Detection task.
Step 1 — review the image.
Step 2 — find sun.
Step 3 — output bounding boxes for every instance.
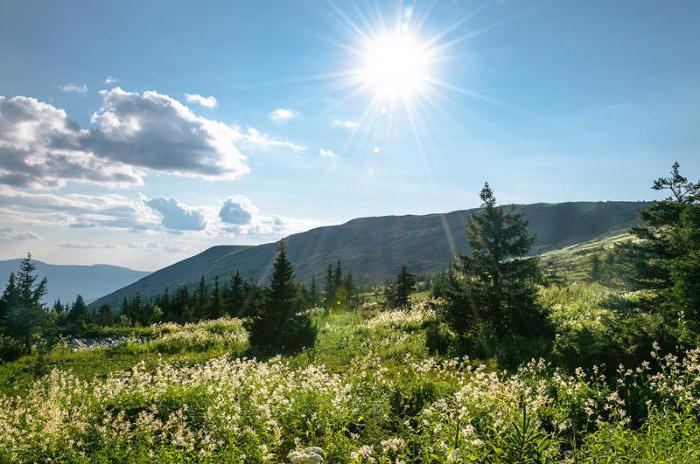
[359,30,433,100]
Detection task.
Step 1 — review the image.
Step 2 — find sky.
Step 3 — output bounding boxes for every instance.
[0,0,699,271]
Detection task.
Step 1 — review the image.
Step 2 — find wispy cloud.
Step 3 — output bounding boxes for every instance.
[104,75,119,84]
[269,108,295,121]
[59,83,88,93]
[319,148,336,158]
[0,227,40,242]
[185,93,217,108]
[59,241,117,250]
[332,119,358,129]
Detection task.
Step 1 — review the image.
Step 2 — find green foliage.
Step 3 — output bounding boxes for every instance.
[0,254,49,352]
[384,265,417,308]
[248,241,316,353]
[438,183,553,368]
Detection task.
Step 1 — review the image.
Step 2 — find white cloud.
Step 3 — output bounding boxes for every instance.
[144,196,206,231]
[234,126,306,152]
[332,119,358,129]
[60,83,88,94]
[59,241,116,249]
[219,195,256,225]
[1,90,310,188]
[104,75,119,84]
[0,188,160,230]
[86,88,249,181]
[269,108,295,121]
[127,241,195,254]
[0,96,142,188]
[185,93,217,108]
[0,227,40,242]
[319,148,336,158]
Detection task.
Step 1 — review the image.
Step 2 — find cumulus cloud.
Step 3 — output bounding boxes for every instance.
[213,195,317,239]
[60,83,88,94]
[185,93,217,108]
[0,227,40,242]
[319,148,336,158]
[145,196,206,231]
[332,119,358,129]
[104,75,119,84]
[219,195,255,225]
[85,88,249,180]
[269,108,295,121]
[0,96,142,188]
[0,90,309,189]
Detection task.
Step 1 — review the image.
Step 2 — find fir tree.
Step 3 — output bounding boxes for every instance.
[617,162,700,328]
[227,271,245,316]
[209,276,223,319]
[98,304,113,326]
[393,265,416,307]
[248,240,316,353]
[441,183,552,367]
[1,254,48,345]
[324,264,335,307]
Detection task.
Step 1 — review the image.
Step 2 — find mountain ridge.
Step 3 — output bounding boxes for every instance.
[0,259,150,305]
[91,201,648,308]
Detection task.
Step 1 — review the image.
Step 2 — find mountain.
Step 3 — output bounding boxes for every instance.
[91,201,647,308]
[0,259,150,305]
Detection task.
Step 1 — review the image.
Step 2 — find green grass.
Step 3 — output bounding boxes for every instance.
[540,232,632,282]
[0,283,698,463]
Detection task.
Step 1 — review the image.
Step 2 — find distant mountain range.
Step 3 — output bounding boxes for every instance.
[91,201,647,309]
[0,259,149,305]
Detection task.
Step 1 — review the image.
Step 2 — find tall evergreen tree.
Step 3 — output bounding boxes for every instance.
[392,265,416,308]
[441,183,552,367]
[324,264,335,307]
[617,162,700,329]
[1,254,48,345]
[248,241,316,353]
[68,295,90,327]
[227,271,246,316]
[209,276,223,319]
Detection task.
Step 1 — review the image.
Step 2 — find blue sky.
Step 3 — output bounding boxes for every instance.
[0,0,698,270]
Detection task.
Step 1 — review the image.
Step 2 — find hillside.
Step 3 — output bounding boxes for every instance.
[91,201,646,308]
[0,259,149,305]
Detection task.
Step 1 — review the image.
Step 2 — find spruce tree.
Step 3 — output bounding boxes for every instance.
[209,276,223,319]
[324,264,335,307]
[1,254,48,345]
[617,162,700,329]
[227,271,245,316]
[442,183,552,367]
[394,265,416,307]
[248,241,316,353]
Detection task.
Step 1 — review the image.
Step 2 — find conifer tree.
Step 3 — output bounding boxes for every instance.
[209,276,223,319]
[248,240,316,353]
[68,295,90,328]
[398,265,417,307]
[441,183,552,367]
[617,162,700,328]
[324,264,335,307]
[227,271,245,316]
[1,254,48,345]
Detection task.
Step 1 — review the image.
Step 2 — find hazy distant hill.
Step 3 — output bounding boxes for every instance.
[91,201,646,308]
[0,259,149,305]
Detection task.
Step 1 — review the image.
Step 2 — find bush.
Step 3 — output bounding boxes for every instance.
[0,334,24,362]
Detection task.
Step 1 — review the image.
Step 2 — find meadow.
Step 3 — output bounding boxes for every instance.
[1,285,699,463]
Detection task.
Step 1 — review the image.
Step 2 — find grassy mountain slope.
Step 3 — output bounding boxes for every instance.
[92,201,646,308]
[0,259,149,305]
